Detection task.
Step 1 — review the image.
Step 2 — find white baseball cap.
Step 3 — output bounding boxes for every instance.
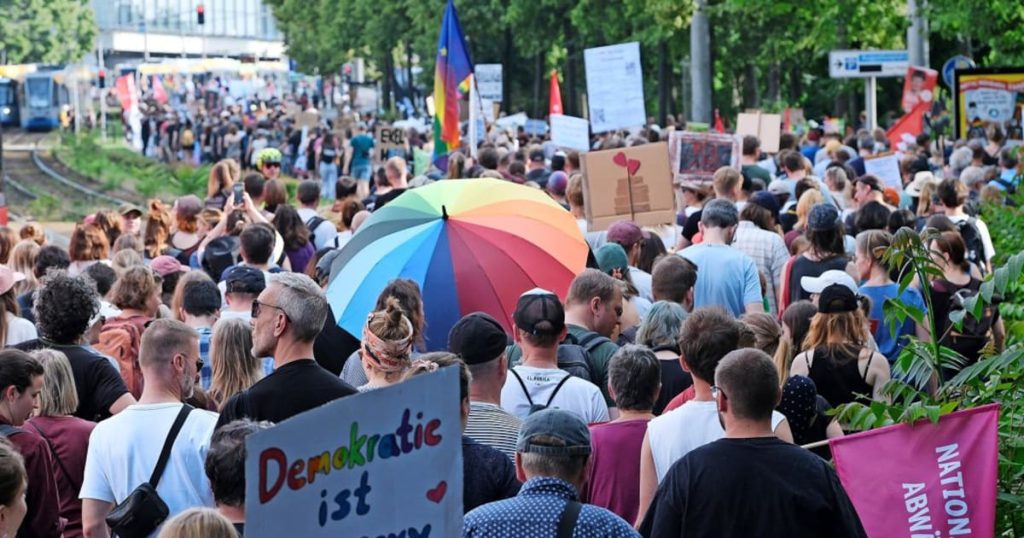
[801,270,857,294]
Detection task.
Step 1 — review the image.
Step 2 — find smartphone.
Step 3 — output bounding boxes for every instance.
[233,183,244,206]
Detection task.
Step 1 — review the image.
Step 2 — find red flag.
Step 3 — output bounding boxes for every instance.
[114,75,137,111]
[887,102,926,152]
[152,76,168,105]
[829,404,999,538]
[713,109,725,133]
[549,70,562,116]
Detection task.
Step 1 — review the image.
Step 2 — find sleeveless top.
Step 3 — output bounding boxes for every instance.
[805,346,874,407]
[787,255,849,305]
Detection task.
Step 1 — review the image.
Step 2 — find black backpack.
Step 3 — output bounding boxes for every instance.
[558,331,612,382]
[954,218,988,273]
[305,215,327,246]
[947,286,1000,343]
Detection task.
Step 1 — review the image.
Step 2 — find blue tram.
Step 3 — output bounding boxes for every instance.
[0,78,18,127]
[18,71,68,131]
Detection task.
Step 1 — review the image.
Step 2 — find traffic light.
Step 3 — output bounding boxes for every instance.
[98,69,106,89]
[197,4,205,25]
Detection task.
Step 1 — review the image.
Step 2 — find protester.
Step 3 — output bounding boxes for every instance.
[204,419,272,535]
[502,288,609,423]
[937,178,995,272]
[402,352,520,513]
[176,277,221,390]
[594,243,649,328]
[463,408,639,537]
[26,349,96,538]
[217,273,356,427]
[583,345,660,524]
[207,318,262,410]
[296,180,339,251]
[638,349,868,537]
[144,199,174,260]
[339,279,426,385]
[205,159,240,210]
[0,440,28,538]
[638,308,793,523]
[605,220,654,302]
[679,199,762,316]
[219,265,265,322]
[635,301,690,415]
[855,230,930,362]
[15,270,135,421]
[773,301,818,381]
[734,191,789,314]
[18,245,70,324]
[0,265,35,347]
[0,350,63,538]
[81,319,218,537]
[67,224,110,277]
[273,205,315,274]
[783,203,855,309]
[449,312,522,461]
[157,507,237,538]
[359,298,416,391]
[9,240,39,297]
[118,203,143,238]
[98,265,162,397]
[650,255,696,313]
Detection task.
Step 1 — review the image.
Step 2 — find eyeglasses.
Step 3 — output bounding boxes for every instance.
[710,385,727,401]
[263,162,281,168]
[251,300,288,320]
[178,353,203,371]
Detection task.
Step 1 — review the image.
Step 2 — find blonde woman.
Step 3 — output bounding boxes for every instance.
[157,507,236,538]
[205,159,240,210]
[784,188,824,249]
[9,240,39,297]
[208,318,263,410]
[27,349,96,538]
[0,266,35,347]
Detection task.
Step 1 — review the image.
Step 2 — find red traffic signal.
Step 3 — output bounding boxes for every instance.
[98,69,106,88]
[197,4,205,25]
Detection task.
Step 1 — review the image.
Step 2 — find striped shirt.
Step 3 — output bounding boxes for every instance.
[465,402,522,461]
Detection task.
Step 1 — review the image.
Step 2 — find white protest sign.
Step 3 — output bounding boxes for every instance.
[584,42,646,133]
[245,367,463,538]
[550,114,591,152]
[495,112,528,130]
[475,64,503,102]
[864,153,903,189]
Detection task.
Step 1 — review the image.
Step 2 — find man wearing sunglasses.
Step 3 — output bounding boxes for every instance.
[255,148,283,181]
[216,273,356,429]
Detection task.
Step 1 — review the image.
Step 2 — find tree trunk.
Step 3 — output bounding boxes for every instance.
[743,64,759,109]
[533,52,542,119]
[767,63,780,104]
[565,27,577,117]
[502,27,513,111]
[658,41,670,125]
[788,63,802,104]
[405,41,414,108]
[382,53,394,112]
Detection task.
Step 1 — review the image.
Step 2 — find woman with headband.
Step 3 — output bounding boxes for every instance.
[359,298,415,391]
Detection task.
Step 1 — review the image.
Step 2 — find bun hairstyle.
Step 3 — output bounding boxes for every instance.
[362,297,415,375]
[369,297,414,342]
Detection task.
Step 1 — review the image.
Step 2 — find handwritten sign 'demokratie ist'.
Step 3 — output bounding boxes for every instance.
[245,367,463,538]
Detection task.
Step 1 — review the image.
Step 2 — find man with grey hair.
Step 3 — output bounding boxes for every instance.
[639,349,866,537]
[216,273,356,428]
[679,199,762,316]
[463,408,639,537]
[82,319,219,537]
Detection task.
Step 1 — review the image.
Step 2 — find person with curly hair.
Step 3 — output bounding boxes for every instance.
[13,270,134,421]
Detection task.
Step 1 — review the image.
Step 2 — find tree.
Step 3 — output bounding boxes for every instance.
[0,0,97,65]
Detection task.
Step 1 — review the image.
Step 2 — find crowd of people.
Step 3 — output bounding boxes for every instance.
[0,107,1018,538]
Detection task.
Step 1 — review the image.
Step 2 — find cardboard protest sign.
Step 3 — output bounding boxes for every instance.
[550,114,591,152]
[736,112,782,153]
[864,153,903,189]
[245,367,463,538]
[584,42,646,133]
[475,64,503,102]
[376,126,407,161]
[830,404,998,538]
[667,131,740,185]
[581,142,674,230]
[297,111,320,130]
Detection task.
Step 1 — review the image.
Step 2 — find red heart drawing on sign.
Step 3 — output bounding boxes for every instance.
[627,159,641,176]
[426,481,447,503]
[612,151,628,168]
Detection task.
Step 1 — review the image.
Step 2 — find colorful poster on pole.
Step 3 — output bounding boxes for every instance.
[954,68,1024,141]
[901,66,938,114]
[580,141,675,230]
[830,404,999,538]
[244,367,464,538]
[550,114,591,152]
[584,42,646,133]
[667,131,740,185]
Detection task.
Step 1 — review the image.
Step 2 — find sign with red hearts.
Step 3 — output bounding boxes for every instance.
[245,367,463,537]
[580,141,675,230]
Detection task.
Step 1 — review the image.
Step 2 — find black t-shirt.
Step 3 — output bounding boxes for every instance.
[13,339,130,422]
[639,437,867,538]
[787,255,849,305]
[313,305,359,376]
[681,211,702,242]
[374,188,406,210]
[654,354,692,416]
[216,359,357,428]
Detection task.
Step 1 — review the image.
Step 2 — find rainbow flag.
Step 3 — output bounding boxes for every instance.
[432,0,474,168]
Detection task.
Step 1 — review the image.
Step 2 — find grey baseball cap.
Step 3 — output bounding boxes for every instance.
[516,408,591,456]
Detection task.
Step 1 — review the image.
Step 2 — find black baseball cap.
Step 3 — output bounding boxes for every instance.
[448,312,509,365]
[224,265,266,295]
[818,284,859,314]
[855,175,884,192]
[513,288,565,336]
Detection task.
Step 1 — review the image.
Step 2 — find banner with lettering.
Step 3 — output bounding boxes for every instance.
[829,404,999,538]
[245,367,463,538]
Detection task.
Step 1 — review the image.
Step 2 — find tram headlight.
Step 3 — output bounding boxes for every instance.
[1,107,8,115]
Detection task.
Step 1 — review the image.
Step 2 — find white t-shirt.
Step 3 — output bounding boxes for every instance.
[80,403,218,534]
[629,266,654,302]
[4,312,37,347]
[947,214,996,263]
[647,400,787,482]
[500,365,609,424]
[297,207,339,252]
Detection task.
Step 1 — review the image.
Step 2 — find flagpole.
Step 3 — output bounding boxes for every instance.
[469,76,478,159]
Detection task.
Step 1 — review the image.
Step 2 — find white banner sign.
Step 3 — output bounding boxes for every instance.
[475,64,503,102]
[550,114,591,152]
[584,42,646,133]
[245,367,463,538]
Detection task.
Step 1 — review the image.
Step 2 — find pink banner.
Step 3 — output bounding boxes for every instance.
[152,76,168,105]
[115,75,137,111]
[830,404,999,538]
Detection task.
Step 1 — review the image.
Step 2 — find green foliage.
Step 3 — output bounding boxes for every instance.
[0,0,97,64]
[833,226,1024,535]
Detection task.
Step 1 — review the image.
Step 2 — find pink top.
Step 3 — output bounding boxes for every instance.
[27,415,96,538]
[581,418,650,524]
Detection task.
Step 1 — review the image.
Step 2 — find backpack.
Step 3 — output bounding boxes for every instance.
[558,330,611,382]
[992,175,1019,195]
[946,285,1000,343]
[509,368,575,415]
[181,128,194,147]
[305,215,327,247]
[95,316,149,399]
[954,218,988,273]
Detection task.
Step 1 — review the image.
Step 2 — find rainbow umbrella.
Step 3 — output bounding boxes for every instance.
[326,178,589,350]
